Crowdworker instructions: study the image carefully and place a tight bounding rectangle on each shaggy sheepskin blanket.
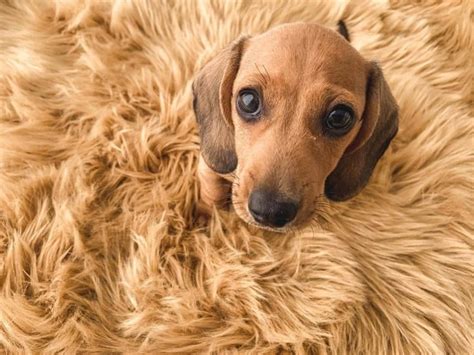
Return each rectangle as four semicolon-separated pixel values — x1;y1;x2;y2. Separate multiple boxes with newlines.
0;0;473;353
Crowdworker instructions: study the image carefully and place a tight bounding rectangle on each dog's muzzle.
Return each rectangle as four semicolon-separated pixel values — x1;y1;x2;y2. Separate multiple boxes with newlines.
248;188;299;228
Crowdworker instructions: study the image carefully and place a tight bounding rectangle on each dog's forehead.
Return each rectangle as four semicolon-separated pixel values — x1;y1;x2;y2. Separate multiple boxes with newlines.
238;24;368;90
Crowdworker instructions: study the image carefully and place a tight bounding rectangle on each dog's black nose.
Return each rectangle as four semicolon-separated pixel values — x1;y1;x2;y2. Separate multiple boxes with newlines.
248;189;298;228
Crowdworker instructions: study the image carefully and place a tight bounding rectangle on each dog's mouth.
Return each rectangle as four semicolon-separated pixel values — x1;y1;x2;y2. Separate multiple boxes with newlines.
233;206;294;233
231;181;329;232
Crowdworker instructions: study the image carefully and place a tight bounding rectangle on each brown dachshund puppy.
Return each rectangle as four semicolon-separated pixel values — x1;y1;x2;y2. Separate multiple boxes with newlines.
193;22;398;231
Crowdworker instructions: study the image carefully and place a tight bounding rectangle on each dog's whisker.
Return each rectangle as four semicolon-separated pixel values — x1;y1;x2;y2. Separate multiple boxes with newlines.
255;63;269;87
262;64;271;86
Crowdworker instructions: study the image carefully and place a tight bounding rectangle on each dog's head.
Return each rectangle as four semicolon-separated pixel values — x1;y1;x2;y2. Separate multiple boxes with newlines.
193;22;398;231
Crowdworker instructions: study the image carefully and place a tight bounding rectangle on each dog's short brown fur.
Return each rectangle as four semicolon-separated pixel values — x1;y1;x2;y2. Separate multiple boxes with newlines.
193;22;398;231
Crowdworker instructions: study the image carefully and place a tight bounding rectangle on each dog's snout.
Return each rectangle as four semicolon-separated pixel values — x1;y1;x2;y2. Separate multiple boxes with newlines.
248;189;298;228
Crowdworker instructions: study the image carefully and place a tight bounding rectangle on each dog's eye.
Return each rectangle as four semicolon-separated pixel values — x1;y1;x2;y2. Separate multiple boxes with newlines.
236;89;262;120
324;105;355;136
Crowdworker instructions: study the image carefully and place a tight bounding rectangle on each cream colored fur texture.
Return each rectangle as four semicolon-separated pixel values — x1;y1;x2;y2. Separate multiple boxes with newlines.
0;0;473;353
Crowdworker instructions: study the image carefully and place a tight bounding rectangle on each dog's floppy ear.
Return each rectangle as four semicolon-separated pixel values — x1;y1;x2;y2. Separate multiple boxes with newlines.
192;36;248;174
325;62;399;201
336;20;350;41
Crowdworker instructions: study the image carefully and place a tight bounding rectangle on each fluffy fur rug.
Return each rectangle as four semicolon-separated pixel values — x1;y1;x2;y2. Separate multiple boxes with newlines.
0;0;473;353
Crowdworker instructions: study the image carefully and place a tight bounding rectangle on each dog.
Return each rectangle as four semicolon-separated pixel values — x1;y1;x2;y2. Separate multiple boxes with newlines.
193;21;398;232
